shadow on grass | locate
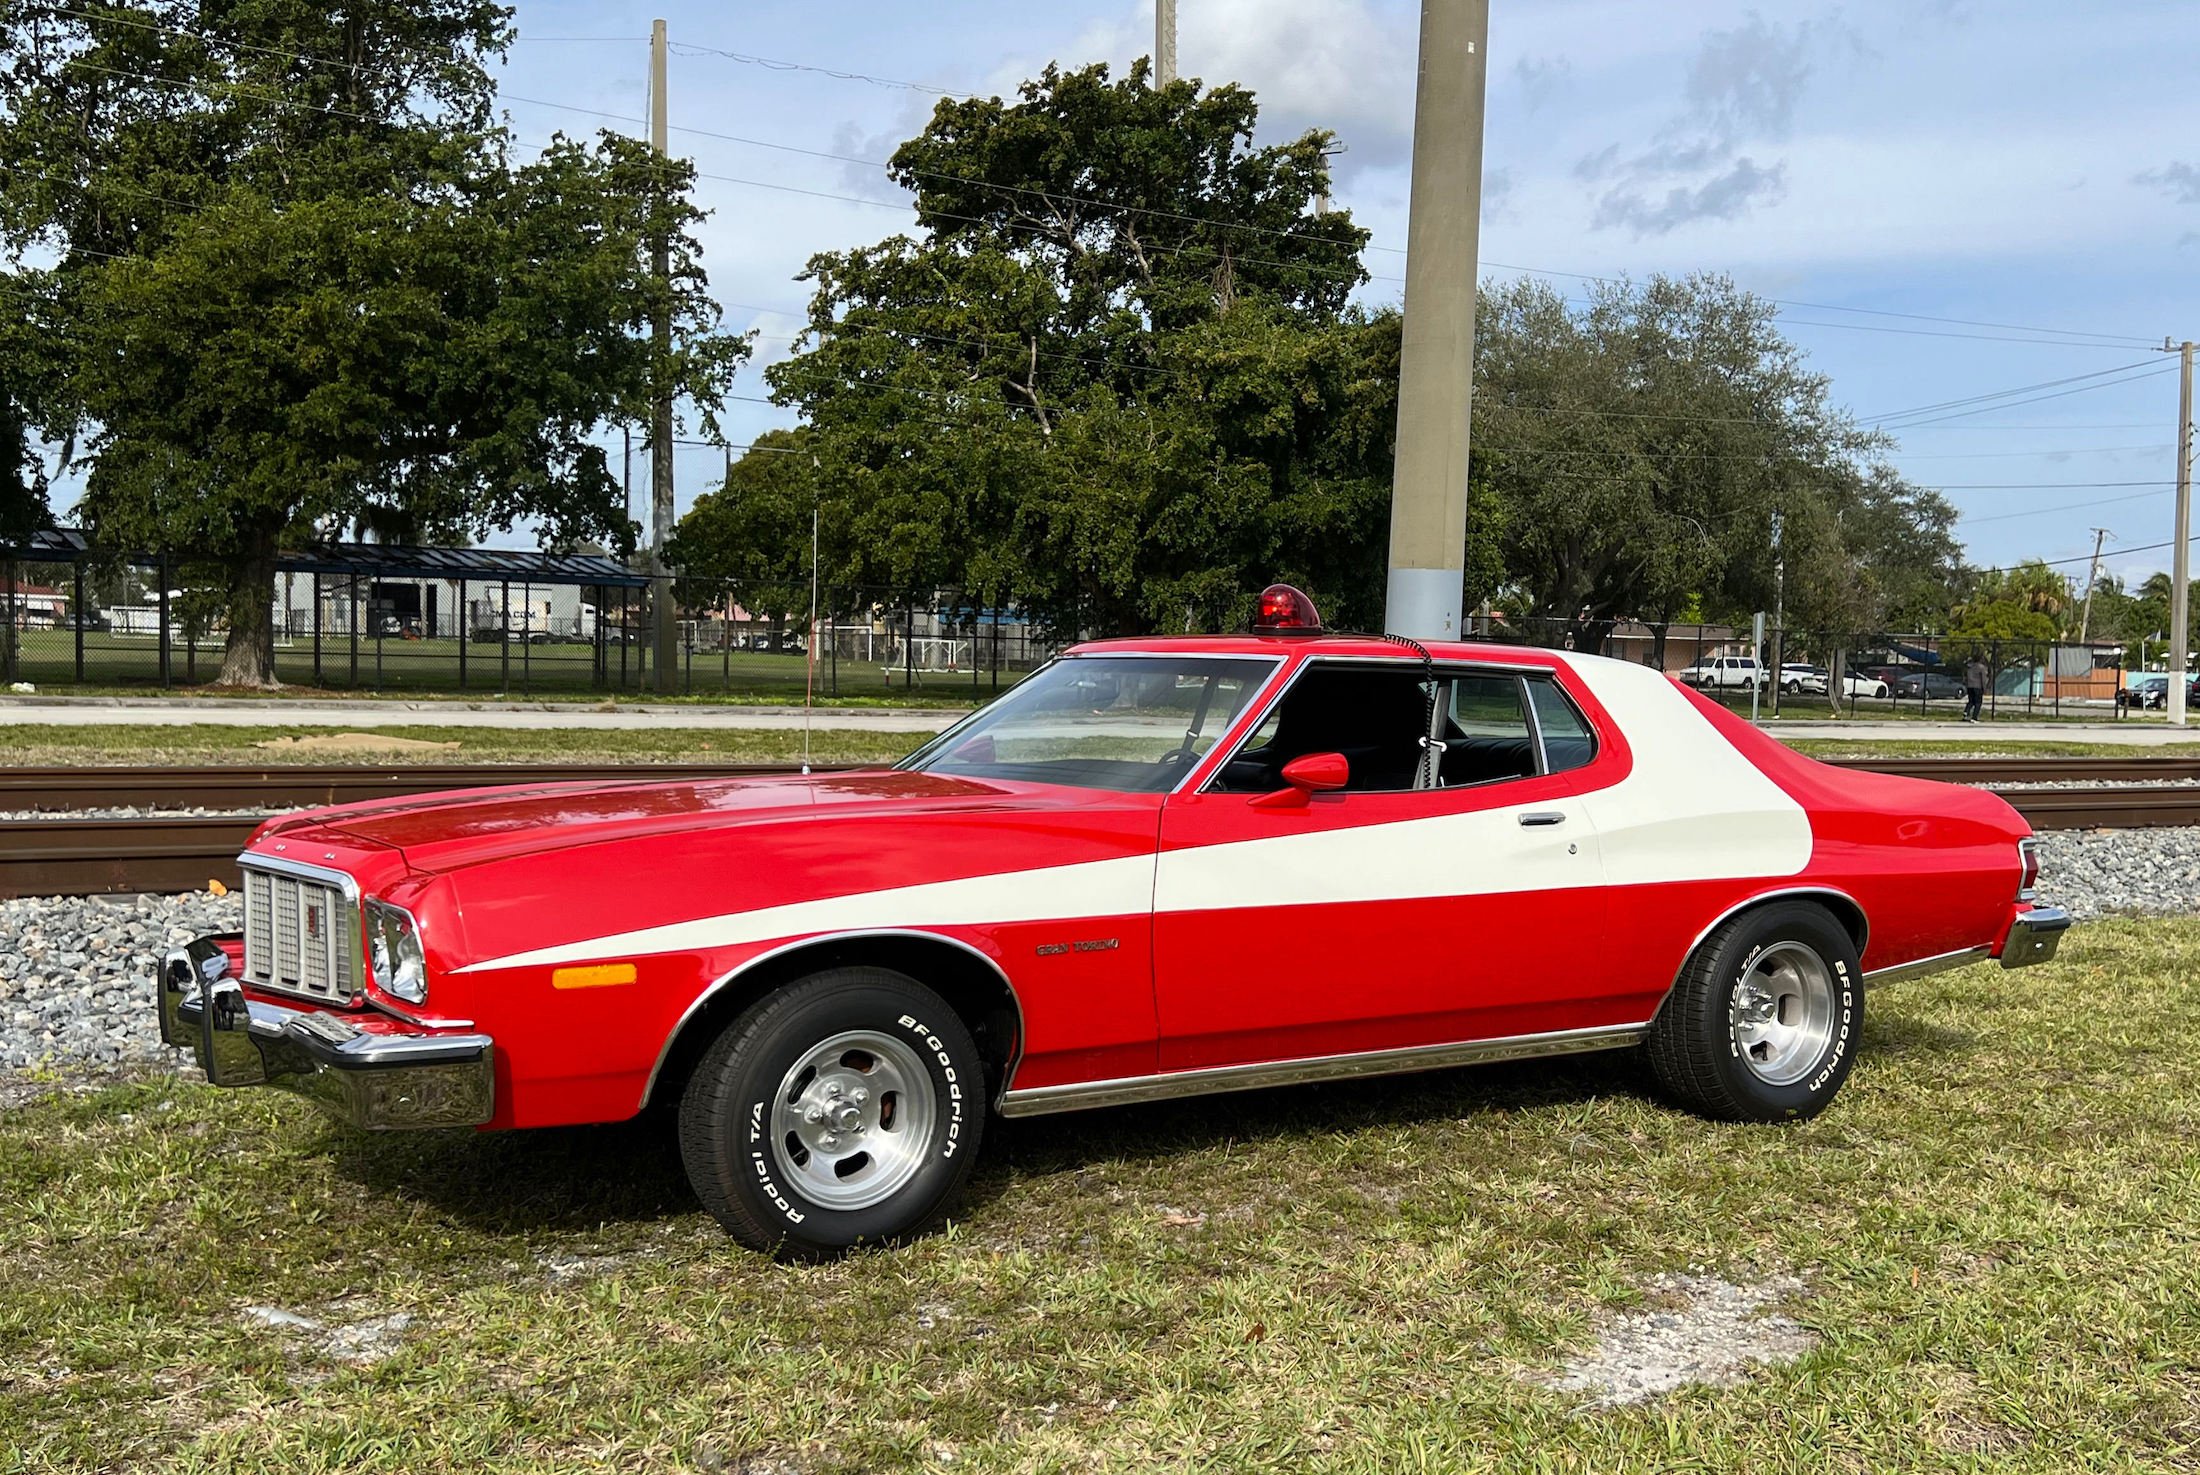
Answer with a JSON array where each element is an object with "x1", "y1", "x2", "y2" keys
[
  {"x1": 311, "y1": 1026, "x2": 1971, "y2": 1235},
  {"x1": 320, "y1": 1116, "x2": 696, "y2": 1235},
  {"x1": 980, "y1": 1049, "x2": 1651, "y2": 1186}
]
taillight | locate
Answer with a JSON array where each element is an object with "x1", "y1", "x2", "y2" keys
[{"x1": 2017, "y1": 837, "x2": 2041, "y2": 901}]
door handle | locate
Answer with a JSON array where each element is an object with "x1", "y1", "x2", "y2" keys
[{"x1": 1517, "y1": 811, "x2": 1567, "y2": 827}]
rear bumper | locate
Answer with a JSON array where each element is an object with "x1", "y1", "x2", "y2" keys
[
  {"x1": 158, "y1": 935, "x2": 494, "y2": 1130},
  {"x1": 2000, "y1": 905, "x2": 2072, "y2": 969}
]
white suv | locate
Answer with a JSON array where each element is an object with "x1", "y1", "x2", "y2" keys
[{"x1": 1679, "y1": 655, "x2": 1767, "y2": 690}]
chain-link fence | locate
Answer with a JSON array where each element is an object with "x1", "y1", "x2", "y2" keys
[
  {"x1": 0, "y1": 533, "x2": 2142, "y2": 719},
  {"x1": 1473, "y1": 613, "x2": 2133, "y2": 722},
  {"x1": 0, "y1": 535, "x2": 1067, "y2": 702}
]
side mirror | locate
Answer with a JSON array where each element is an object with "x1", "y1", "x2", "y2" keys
[{"x1": 1249, "y1": 752, "x2": 1349, "y2": 809}]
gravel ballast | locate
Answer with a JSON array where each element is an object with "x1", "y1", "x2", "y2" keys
[
  {"x1": 0, "y1": 891, "x2": 239, "y2": 1073},
  {"x1": 0, "y1": 830, "x2": 2193, "y2": 1083}
]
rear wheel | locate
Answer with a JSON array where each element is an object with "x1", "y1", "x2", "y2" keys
[
  {"x1": 1646, "y1": 902, "x2": 1862, "y2": 1122},
  {"x1": 678, "y1": 967, "x2": 985, "y2": 1256}
]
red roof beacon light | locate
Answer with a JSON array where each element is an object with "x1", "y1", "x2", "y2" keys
[{"x1": 1253, "y1": 583, "x2": 1324, "y2": 635}]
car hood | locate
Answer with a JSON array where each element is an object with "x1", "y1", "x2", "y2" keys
[{"x1": 260, "y1": 768, "x2": 1080, "y2": 874}]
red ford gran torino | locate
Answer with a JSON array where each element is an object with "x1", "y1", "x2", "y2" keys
[{"x1": 157, "y1": 590, "x2": 2069, "y2": 1255}]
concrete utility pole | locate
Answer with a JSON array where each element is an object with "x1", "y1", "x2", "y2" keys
[
  {"x1": 2077, "y1": 526, "x2": 2109, "y2": 644},
  {"x1": 1384, "y1": 0, "x2": 1491, "y2": 641},
  {"x1": 649, "y1": 17, "x2": 677, "y2": 692},
  {"x1": 1154, "y1": 0, "x2": 1177, "y2": 86},
  {"x1": 2172, "y1": 340, "x2": 2195, "y2": 726}
]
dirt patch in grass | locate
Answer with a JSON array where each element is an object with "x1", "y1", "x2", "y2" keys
[
  {"x1": 250, "y1": 732, "x2": 464, "y2": 756},
  {"x1": 1541, "y1": 1271, "x2": 1817, "y2": 1407}
]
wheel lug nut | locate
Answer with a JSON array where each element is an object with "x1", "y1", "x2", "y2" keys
[
  {"x1": 821, "y1": 1132, "x2": 839, "y2": 1148},
  {"x1": 851, "y1": 1088, "x2": 869, "y2": 1105},
  {"x1": 805, "y1": 1107, "x2": 824, "y2": 1124}
]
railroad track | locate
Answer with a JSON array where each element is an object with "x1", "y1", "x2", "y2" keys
[{"x1": 2, "y1": 758, "x2": 2195, "y2": 899}]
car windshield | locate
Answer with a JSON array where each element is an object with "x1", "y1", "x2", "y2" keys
[{"x1": 898, "y1": 655, "x2": 1277, "y2": 793}]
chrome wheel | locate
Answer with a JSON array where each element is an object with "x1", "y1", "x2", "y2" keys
[
  {"x1": 1729, "y1": 942, "x2": 1837, "y2": 1086},
  {"x1": 768, "y1": 1029, "x2": 938, "y2": 1211}
]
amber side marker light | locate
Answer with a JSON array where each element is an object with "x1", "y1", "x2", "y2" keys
[
  {"x1": 552, "y1": 963, "x2": 639, "y2": 990},
  {"x1": 1253, "y1": 583, "x2": 1323, "y2": 635}
]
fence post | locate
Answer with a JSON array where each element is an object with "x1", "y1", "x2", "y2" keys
[
  {"x1": 619, "y1": 587, "x2": 629, "y2": 689},
  {"x1": 72, "y1": 563, "x2": 86, "y2": 684},
  {"x1": 312, "y1": 572, "x2": 323, "y2": 686},
  {"x1": 829, "y1": 595, "x2": 839, "y2": 697},
  {"x1": 905, "y1": 603, "x2": 915, "y2": 690},
  {"x1": 1988, "y1": 640, "x2": 1999, "y2": 722},
  {"x1": 186, "y1": 616, "x2": 196, "y2": 684},
  {"x1": 992, "y1": 610, "x2": 1001, "y2": 694},
  {"x1": 457, "y1": 578, "x2": 468, "y2": 690},
  {"x1": 2, "y1": 558, "x2": 15, "y2": 685},
  {"x1": 157, "y1": 555, "x2": 172, "y2": 687}
]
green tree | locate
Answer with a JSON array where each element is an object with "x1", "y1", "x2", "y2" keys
[
  {"x1": 699, "y1": 60, "x2": 1397, "y2": 637},
  {"x1": 1948, "y1": 561, "x2": 2074, "y2": 652},
  {"x1": 1467, "y1": 274, "x2": 1931, "y2": 656},
  {"x1": 0, "y1": 3, "x2": 747, "y2": 684},
  {"x1": 0, "y1": 267, "x2": 50, "y2": 540}
]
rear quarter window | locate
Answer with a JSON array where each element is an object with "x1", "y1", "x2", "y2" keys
[{"x1": 1527, "y1": 678, "x2": 1598, "y2": 775}]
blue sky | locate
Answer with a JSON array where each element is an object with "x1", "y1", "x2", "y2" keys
[{"x1": 56, "y1": 1, "x2": 2200, "y2": 593}]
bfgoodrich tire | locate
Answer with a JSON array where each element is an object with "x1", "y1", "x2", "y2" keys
[
  {"x1": 678, "y1": 967, "x2": 985, "y2": 1256},
  {"x1": 1646, "y1": 901, "x2": 1863, "y2": 1123}
]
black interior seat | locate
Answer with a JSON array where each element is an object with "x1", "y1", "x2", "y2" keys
[{"x1": 1217, "y1": 666, "x2": 1430, "y2": 793}]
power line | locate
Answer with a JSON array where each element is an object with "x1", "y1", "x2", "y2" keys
[
  {"x1": 1959, "y1": 488, "x2": 2172, "y2": 526},
  {"x1": 1882, "y1": 366, "x2": 2180, "y2": 429},
  {"x1": 664, "y1": 40, "x2": 966, "y2": 98},
  {"x1": 1863, "y1": 358, "x2": 2165, "y2": 424}
]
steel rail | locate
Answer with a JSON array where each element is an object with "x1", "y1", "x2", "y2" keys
[{"x1": 1, "y1": 759, "x2": 2196, "y2": 898}]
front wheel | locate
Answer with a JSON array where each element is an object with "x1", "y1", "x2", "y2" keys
[
  {"x1": 678, "y1": 967, "x2": 986, "y2": 1256},
  {"x1": 1645, "y1": 901, "x2": 1862, "y2": 1122}
]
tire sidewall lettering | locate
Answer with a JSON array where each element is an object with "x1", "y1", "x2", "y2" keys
[
  {"x1": 745, "y1": 1098, "x2": 806, "y2": 1225},
  {"x1": 895, "y1": 1012, "x2": 967, "y2": 1160}
]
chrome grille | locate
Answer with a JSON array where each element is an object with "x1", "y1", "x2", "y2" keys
[{"x1": 241, "y1": 865, "x2": 360, "y2": 1003}]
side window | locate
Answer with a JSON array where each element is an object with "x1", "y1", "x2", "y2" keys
[
  {"x1": 1526, "y1": 677, "x2": 1597, "y2": 775},
  {"x1": 1439, "y1": 675, "x2": 1538, "y2": 786},
  {"x1": 1211, "y1": 663, "x2": 1434, "y2": 794}
]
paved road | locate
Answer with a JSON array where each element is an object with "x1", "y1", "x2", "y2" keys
[{"x1": 0, "y1": 697, "x2": 963, "y2": 734}]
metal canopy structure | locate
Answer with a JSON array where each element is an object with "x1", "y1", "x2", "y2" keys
[{"x1": 0, "y1": 528, "x2": 647, "y2": 589}]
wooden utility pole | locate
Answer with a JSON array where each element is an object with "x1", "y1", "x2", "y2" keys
[
  {"x1": 2077, "y1": 526, "x2": 2109, "y2": 643},
  {"x1": 2172, "y1": 340, "x2": 2194, "y2": 726},
  {"x1": 1384, "y1": 0, "x2": 1490, "y2": 640},
  {"x1": 1154, "y1": 0, "x2": 1177, "y2": 85},
  {"x1": 649, "y1": 17, "x2": 677, "y2": 692}
]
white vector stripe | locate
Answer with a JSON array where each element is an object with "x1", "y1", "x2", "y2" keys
[
  {"x1": 455, "y1": 652, "x2": 1812, "y2": 975},
  {"x1": 1552, "y1": 651, "x2": 1813, "y2": 885}
]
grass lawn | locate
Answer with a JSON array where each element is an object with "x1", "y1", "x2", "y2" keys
[
  {"x1": 3, "y1": 918, "x2": 2195, "y2": 1472},
  {"x1": 5, "y1": 631, "x2": 1001, "y2": 709},
  {"x1": 0, "y1": 724, "x2": 939, "y2": 768}
]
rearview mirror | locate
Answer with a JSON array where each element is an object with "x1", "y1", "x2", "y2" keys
[{"x1": 1249, "y1": 752, "x2": 1349, "y2": 809}]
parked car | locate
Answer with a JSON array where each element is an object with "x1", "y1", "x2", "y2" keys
[
  {"x1": 2120, "y1": 675, "x2": 2169, "y2": 711},
  {"x1": 1678, "y1": 654, "x2": 1767, "y2": 690},
  {"x1": 157, "y1": 585, "x2": 2068, "y2": 1256},
  {"x1": 1778, "y1": 663, "x2": 1828, "y2": 694},
  {"x1": 1891, "y1": 669, "x2": 1969, "y2": 701},
  {"x1": 1839, "y1": 672, "x2": 1890, "y2": 699}
]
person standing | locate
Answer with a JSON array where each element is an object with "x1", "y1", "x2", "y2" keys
[{"x1": 1962, "y1": 654, "x2": 1989, "y2": 723}]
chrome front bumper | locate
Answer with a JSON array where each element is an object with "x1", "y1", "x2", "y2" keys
[
  {"x1": 2001, "y1": 905, "x2": 2072, "y2": 969},
  {"x1": 158, "y1": 936, "x2": 495, "y2": 1130}
]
